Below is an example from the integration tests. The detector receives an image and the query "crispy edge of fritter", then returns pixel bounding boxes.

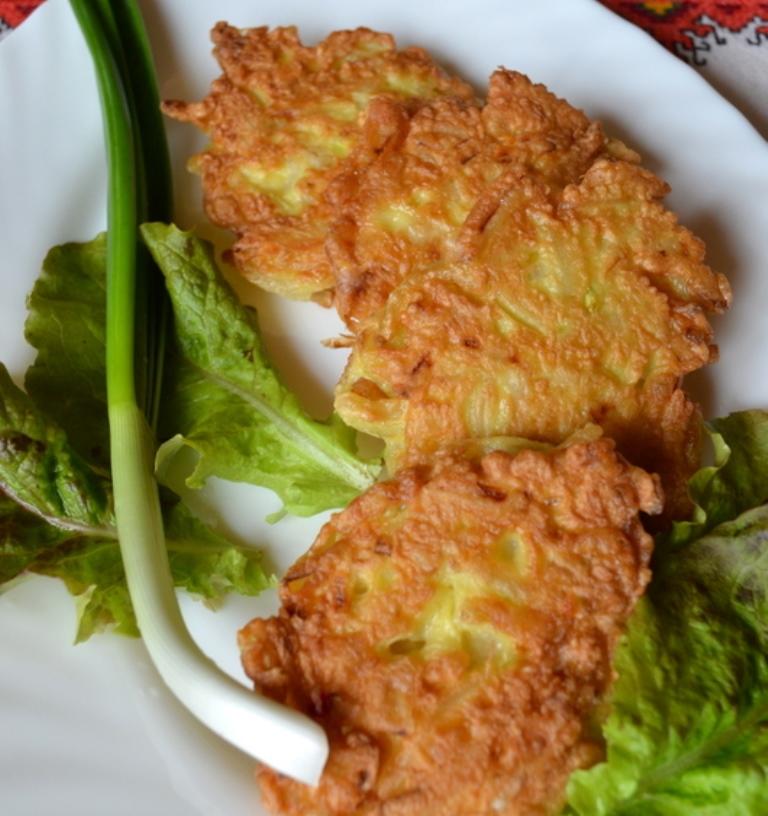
[333,158,730,521]
[239,439,662,816]
[162,23,474,302]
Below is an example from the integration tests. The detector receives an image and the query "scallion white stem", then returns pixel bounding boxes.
[69,0,328,785]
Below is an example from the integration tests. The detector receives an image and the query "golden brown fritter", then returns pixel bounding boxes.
[334,159,731,519]
[327,70,638,328]
[163,23,473,302]
[239,439,662,816]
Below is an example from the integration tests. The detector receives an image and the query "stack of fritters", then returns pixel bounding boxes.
[334,157,729,519]
[168,23,731,815]
[167,25,729,519]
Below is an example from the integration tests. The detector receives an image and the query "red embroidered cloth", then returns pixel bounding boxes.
[601,1,768,134]
[603,1,767,53]
[1,1,765,135]
[0,0,43,30]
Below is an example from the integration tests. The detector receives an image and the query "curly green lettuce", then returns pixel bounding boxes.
[566,410,768,815]
[1,234,279,641]
[141,223,379,517]
[0,363,273,641]
[24,235,110,469]
[3,224,382,638]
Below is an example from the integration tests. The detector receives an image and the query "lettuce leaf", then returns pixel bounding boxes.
[0,493,71,584]
[24,226,378,518]
[566,410,768,815]
[28,501,275,642]
[663,410,768,549]
[5,221,381,638]
[0,364,113,532]
[2,291,273,640]
[141,222,379,516]
[24,237,110,468]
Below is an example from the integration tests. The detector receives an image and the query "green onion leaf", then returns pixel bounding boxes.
[69,0,328,783]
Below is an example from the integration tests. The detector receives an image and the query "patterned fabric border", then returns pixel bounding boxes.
[1,1,766,60]
[600,1,768,63]
[0,0,43,29]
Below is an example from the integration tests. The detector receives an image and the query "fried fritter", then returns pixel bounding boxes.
[239,439,662,816]
[327,70,639,328]
[335,159,731,518]
[163,24,473,302]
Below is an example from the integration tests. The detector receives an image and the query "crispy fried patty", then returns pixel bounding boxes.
[239,439,661,815]
[334,158,730,518]
[327,70,638,329]
[163,24,473,302]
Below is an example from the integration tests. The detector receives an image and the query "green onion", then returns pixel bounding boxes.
[69,0,328,784]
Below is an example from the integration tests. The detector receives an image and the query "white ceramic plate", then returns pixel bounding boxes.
[1,1,767,814]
